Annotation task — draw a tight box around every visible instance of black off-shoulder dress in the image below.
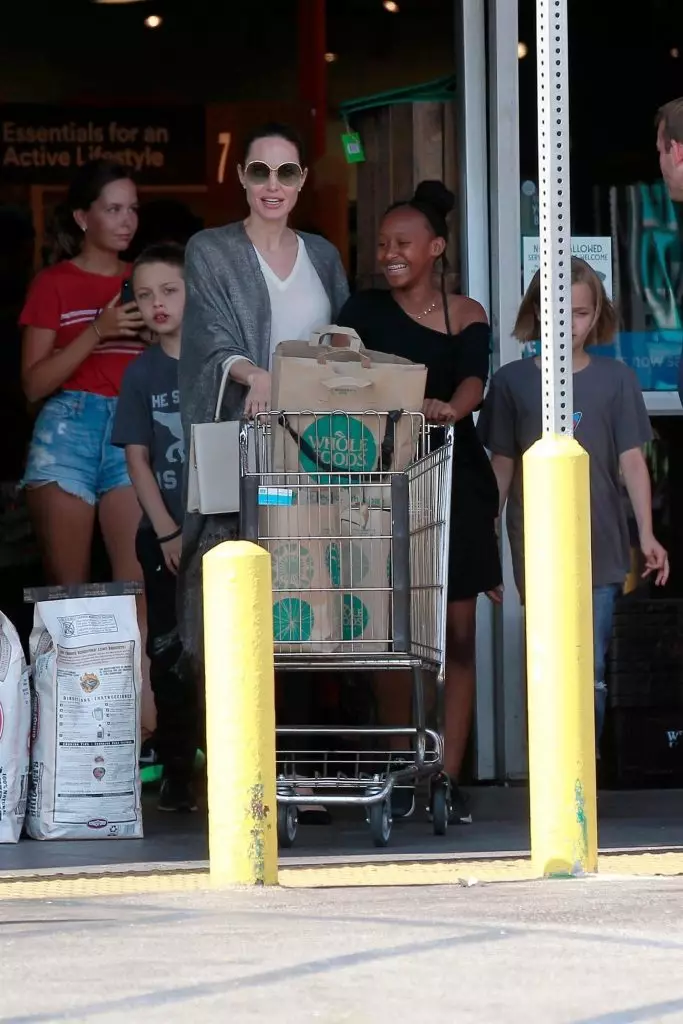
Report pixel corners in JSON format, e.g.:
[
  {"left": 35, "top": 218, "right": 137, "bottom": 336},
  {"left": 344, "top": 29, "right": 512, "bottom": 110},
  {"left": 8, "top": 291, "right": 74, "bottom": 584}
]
[{"left": 337, "top": 289, "right": 502, "bottom": 601}]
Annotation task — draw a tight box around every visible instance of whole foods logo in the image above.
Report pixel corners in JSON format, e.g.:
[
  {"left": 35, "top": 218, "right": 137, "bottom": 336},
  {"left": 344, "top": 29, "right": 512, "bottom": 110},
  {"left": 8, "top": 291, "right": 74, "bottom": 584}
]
[
  {"left": 341, "top": 594, "right": 369, "bottom": 640},
  {"left": 271, "top": 543, "right": 315, "bottom": 591},
  {"left": 300, "top": 415, "right": 377, "bottom": 483}
]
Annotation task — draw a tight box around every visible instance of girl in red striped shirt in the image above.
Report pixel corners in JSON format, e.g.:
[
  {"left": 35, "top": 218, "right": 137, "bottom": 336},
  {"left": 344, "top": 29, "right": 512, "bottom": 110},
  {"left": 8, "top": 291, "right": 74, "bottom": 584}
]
[{"left": 20, "top": 159, "right": 146, "bottom": 585}]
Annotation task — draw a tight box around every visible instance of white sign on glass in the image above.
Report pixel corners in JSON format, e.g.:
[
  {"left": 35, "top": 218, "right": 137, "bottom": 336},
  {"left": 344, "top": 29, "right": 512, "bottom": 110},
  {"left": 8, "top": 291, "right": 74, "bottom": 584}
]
[{"left": 522, "top": 236, "right": 613, "bottom": 298}]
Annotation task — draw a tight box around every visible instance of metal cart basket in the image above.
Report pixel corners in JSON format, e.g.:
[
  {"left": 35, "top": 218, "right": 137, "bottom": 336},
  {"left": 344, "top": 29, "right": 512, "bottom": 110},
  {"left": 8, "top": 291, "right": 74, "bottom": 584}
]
[{"left": 239, "top": 410, "right": 454, "bottom": 846}]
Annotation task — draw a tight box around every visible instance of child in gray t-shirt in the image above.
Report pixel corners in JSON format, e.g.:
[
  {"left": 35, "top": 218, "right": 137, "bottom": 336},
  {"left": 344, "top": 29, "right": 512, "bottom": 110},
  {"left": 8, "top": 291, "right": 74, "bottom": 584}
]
[
  {"left": 112, "top": 242, "right": 199, "bottom": 812},
  {"left": 478, "top": 258, "right": 669, "bottom": 747}
]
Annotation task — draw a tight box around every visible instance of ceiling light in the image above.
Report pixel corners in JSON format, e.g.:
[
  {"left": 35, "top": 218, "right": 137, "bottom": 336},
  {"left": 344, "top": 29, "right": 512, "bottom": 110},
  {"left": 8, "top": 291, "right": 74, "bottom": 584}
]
[
  {"left": 144, "top": 14, "right": 162, "bottom": 27},
  {"left": 383, "top": 1, "right": 400, "bottom": 12},
  {"left": 671, "top": 47, "right": 680, "bottom": 59},
  {"left": 324, "top": 52, "right": 338, "bottom": 63},
  {"left": 518, "top": 41, "right": 528, "bottom": 59}
]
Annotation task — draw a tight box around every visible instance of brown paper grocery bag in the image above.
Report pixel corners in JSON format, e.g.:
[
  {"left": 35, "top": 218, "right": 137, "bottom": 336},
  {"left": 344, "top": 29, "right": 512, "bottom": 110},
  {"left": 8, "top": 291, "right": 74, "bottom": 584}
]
[
  {"left": 259, "top": 493, "right": 341, "bottom": 654},
  {"left": 271, "top": 326, "right": 427, "bottom": 479},
  {"left": 325, "top": 490, "right": 392, "bottom": 654}
]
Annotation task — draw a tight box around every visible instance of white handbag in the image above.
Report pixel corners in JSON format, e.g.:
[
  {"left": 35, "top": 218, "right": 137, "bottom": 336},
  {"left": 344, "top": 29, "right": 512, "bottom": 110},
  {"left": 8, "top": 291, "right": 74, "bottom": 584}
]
[{"left": 186, "top": 363, "right": 241, "bottom": 516}]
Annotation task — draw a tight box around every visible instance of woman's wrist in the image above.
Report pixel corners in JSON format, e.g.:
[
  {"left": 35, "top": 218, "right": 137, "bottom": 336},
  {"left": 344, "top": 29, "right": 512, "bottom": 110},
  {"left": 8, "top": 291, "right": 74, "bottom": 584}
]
[{"left": 157, "top": 525, "right": 182, "bottom": 544}]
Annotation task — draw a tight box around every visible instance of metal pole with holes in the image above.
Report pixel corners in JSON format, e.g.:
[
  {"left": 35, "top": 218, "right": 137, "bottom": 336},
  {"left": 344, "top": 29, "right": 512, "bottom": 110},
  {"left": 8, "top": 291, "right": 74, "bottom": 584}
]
[{"left": 523, "top": 0, "right": 597, "bottom": 877}]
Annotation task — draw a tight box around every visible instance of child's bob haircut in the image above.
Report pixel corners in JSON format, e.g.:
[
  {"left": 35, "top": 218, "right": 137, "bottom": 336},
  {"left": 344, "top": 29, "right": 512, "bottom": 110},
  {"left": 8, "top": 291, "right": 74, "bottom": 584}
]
[{"left": 514, "top": 257, "right": 617, "bottom": 346}]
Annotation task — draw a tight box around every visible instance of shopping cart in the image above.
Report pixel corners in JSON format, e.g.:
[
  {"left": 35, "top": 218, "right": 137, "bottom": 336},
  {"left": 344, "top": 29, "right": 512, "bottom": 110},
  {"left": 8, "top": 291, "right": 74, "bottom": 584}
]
[{"left": 239, "top": 410, "right": 454, "bottom": 847}]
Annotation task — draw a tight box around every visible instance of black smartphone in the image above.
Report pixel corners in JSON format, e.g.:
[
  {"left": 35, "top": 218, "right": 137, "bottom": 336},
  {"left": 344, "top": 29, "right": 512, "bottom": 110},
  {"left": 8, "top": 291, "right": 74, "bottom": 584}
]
[{"left": 120, "top": 278, "right": 135, "bottom": 305}]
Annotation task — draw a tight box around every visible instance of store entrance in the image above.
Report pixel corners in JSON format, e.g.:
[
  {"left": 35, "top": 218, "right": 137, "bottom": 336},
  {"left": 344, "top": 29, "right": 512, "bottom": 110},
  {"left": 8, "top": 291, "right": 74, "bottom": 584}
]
[
  {"left": 515, "top": 0, "right": 683, "bottom": 790},
  {"left": 600, "top": 416, "right": 683, "bottom": 788}
]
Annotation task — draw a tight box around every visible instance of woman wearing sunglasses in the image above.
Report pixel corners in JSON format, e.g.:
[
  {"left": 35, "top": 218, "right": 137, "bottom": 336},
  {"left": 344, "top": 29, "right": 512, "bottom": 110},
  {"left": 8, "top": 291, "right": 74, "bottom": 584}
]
[{"left": 178, "top": 121, "right": 349, "bottom": 681}]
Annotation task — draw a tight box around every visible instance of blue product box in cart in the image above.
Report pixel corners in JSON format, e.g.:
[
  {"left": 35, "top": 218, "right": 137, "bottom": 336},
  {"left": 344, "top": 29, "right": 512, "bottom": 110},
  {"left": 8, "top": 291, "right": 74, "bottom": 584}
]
[{"left": 258, "top": 486, "right": 296, "bottom": 507}]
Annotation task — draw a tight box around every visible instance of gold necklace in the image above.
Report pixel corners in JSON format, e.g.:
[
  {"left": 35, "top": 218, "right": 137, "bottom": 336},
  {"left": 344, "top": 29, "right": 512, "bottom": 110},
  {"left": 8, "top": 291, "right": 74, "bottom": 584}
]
[{"left": 407, "top": 298, "right": 439, "bottom": 320}]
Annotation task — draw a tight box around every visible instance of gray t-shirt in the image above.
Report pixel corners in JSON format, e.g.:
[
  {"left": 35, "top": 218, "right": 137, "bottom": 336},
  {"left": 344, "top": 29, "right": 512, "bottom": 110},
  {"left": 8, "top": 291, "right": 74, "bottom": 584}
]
[
  {"left": 477, "top": 356, "right": 652, "bottom": 595},
  {"left": 112, "top": 344, "right": 185, "bottom": 530}
]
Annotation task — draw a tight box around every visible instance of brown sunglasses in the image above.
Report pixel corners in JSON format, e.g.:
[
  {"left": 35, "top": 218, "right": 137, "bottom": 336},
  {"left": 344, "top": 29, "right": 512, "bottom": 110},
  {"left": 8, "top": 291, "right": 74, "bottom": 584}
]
[{"left": 243, "top": 160, "right": 304, "bottom": 188}]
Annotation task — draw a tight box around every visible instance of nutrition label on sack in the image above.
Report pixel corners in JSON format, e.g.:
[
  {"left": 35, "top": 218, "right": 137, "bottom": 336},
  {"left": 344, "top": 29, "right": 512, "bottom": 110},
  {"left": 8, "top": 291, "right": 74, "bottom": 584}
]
[
  {"left": 56, "top": 614, "right": 119, "bottom": 638},
  {"left": 53, "top": 640, "right": 137, "bottom": 825}
]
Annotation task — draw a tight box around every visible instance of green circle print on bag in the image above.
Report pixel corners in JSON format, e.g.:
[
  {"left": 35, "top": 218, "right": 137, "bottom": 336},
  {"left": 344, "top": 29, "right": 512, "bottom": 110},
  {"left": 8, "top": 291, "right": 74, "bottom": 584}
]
[
  {"left": 325, "top": 540, "right": 371, "bottom": 589},
  {"left": 271, "top": 542, "right": 315, "bottom": 591},
  {"left": 272, "top": 597, "right": 313, "bottom": 643},
  {"left": 299, "top": 414, "right": 377, "bottom": 484}
]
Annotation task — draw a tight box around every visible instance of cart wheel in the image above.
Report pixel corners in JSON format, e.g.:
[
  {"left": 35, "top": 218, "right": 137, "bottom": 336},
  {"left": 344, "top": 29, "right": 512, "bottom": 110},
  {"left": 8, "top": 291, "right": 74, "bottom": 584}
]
[
  {"left": 368, "top": 800, "right": 392, "bottom": 848},
  {"left": 431, "top": 784, "right": 449, "bottom": 837},
  {"left": 277, "top": 804, "right": 298, "bottom": 849}
]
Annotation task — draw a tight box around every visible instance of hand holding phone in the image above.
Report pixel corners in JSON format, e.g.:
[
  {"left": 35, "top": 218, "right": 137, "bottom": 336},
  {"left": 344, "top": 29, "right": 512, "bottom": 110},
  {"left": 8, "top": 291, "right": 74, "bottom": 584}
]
[
  {"left": 94, "top": 293, "right": 145, "bottom": 340},
  {"left": 120, "top": 278, "right": 136, "bottom": 306}
]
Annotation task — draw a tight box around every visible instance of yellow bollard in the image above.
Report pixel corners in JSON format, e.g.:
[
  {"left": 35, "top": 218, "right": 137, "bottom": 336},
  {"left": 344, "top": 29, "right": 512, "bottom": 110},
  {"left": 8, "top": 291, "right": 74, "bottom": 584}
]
[
  {"left": 523, "top": 434, "right": 598, "bottom": 877},
  {"left": 203, "top": 540, "right": 278, "bottom": 886}
]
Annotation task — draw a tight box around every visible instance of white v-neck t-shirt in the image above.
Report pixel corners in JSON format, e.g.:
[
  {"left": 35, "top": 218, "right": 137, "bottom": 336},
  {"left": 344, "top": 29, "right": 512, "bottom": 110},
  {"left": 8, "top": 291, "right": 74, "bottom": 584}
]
[{"left": 254, "top": 238, "right": 331, "bottom": 366}]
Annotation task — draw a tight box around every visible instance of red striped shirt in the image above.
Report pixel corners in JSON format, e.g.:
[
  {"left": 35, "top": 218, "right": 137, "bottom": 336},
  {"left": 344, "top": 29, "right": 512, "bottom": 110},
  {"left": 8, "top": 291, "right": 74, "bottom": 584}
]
[{"left": 20, "top": 261, "right": 145, "bottom": 398}]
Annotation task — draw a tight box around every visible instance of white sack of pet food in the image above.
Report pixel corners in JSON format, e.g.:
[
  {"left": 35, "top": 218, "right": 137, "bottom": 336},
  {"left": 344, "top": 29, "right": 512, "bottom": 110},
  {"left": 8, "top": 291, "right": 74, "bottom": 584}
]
[
  {"left": 0, "top": 612, "right": 30, "bottom": 843},
  {"left": 27, "top": 595, "right": 143, "bottom": 840}
]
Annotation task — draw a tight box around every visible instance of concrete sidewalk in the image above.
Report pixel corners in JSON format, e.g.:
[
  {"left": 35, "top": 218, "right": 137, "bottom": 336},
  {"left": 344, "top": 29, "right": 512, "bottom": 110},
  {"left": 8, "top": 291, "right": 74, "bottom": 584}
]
[
  {"left": 2, "top": 877, "right": 683, "bottom": 1021},
  {"left": 2, "top": 787, "right": 682, "bottom": 878}
]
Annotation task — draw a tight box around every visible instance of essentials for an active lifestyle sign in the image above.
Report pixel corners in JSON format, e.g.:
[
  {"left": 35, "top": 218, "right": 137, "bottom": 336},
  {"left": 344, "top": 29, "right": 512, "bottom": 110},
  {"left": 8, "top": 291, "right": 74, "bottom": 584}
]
[{"left": 0, "top": 105, "right": 205, "bottom": 185}]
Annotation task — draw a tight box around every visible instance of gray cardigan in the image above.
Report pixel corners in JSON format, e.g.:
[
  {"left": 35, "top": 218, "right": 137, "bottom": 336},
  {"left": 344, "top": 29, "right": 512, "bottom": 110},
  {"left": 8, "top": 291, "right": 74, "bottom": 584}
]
[{"left": 178, "top": 221, "right": 350, "bottom": 673}]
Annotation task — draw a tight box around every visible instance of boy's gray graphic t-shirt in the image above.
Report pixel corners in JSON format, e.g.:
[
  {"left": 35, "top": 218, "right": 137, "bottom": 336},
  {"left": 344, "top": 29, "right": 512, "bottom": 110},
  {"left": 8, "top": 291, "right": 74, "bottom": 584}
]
[
  {"left": 477, "top": 356, "right": 652, "bottom": 595},
  {"left": 112, "top": 344, "right": 185, "bottom": 530}
]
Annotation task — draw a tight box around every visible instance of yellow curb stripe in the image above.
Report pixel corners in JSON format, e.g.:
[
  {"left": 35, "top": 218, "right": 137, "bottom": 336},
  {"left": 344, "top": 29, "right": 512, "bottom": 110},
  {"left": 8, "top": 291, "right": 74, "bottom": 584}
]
[
  {"left": 598, "top": 853, "right": 683, "bottom": 876},
  {"left": 2, "top": 852, "right": 683, "bottom": 901},
  {"left": 0, "top": 872, "right": 206, "bottom": 901},
  {"left": 280, "top": 860, "right": 536, "bottom": 888}
]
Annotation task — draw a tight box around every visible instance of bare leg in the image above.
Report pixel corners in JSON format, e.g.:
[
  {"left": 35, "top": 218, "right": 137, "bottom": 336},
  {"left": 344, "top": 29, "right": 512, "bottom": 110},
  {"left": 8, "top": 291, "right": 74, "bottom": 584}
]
[
  {"left": 98, "top": 485, "right": 142, "bottom": 580},
  {"left": 26, "top": 484, "right": 95, "bottom": 584},
  {"left": 375, "top": 602, "right": 477, "bottom": 776},
  {"left": 98, "top": 487, "right": 154, "bottom": 738},
  {"left": 444, "top": 598, "right": 477, "bottom": 778}
]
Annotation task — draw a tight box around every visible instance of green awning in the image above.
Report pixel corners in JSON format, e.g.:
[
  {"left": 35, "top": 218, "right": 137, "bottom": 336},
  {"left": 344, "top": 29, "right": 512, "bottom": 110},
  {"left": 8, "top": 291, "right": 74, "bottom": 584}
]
[{"left": 338, "top": 74, "right": 456, "bottom": 121}]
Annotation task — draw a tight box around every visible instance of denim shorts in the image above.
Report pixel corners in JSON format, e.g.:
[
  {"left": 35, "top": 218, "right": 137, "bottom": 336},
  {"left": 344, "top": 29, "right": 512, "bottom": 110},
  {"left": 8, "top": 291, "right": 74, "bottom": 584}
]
[{"left": 23, "top": 391, "right": 131, "bottom": 506}]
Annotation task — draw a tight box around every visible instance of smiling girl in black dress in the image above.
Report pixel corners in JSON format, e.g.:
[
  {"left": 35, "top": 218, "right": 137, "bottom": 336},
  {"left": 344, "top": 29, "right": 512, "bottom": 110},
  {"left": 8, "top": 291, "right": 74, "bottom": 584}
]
[{"left": 337, "top": 180, "right": 501, "bottom": 824}]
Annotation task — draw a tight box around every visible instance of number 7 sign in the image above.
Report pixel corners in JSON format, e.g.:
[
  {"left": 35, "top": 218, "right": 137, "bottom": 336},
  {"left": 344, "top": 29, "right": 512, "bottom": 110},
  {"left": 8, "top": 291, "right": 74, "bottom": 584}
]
[{"left": 217, "top": 132, "right": 232, "bottom": 184}]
